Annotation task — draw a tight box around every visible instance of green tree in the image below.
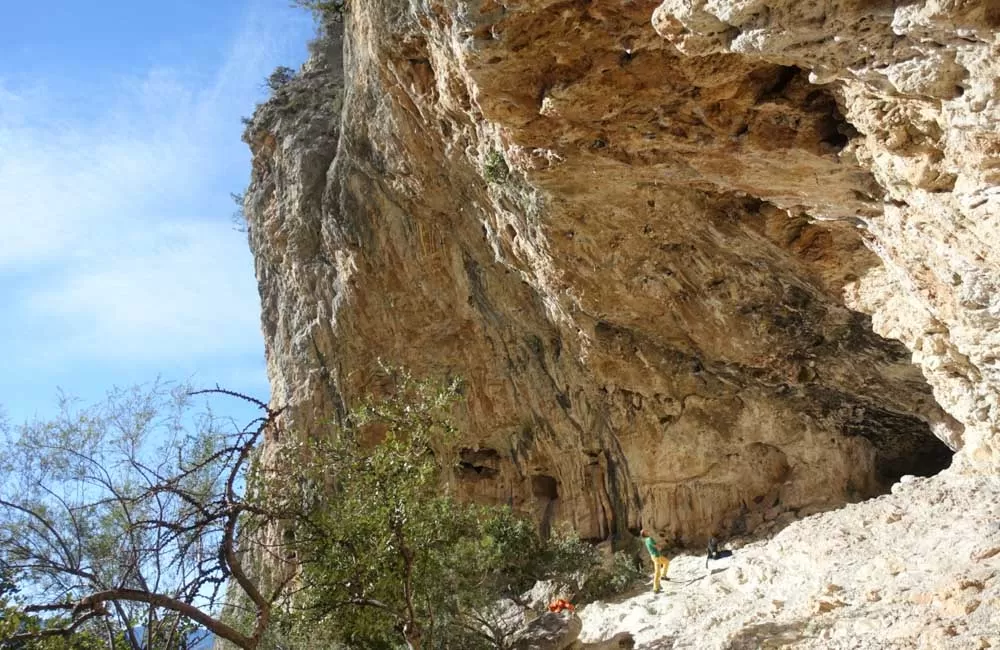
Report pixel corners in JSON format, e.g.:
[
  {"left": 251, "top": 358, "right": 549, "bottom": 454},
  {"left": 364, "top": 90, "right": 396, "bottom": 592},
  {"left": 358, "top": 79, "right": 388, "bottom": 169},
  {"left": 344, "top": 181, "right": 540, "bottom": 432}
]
[
  {"left": 264, "top": 67, "right": 295, "bottom": 93},
  {"left": 267, "top": 369, "right": 607, "bottom": 650},
  {"left": 0, "top": 568, "right": 105, "bottom": 649}
]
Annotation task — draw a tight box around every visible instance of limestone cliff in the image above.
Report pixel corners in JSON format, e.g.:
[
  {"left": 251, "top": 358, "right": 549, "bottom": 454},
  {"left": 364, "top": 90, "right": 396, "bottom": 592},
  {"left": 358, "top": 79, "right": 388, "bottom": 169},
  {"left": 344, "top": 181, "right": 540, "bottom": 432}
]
[{"left": 242, "top": 0, "right": 998, "bottom": 545}]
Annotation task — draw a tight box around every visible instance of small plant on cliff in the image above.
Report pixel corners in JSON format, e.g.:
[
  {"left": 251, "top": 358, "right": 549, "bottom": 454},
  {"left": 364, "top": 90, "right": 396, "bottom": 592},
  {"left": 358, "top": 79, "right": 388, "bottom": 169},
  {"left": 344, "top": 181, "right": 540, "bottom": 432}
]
[
  {"left": 292, "top": 0, "right": 348, "bottom": 22},
  {"left": 265, "top": 66, "right": 296, "bottom": 93},
  {"left": 483, "top": 149, "right": 510, "bottom": 184},
  {"left": 230, "top": 191, "right": 247, "bottom": 233}
]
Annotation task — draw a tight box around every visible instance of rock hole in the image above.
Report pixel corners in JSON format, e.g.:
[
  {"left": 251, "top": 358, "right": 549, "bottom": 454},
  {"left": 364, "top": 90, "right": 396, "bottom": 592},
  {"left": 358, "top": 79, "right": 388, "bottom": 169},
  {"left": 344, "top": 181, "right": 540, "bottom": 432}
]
[
  {"left": 841, "top": 405, "right": 954, "bottom": 485},
  {"left": 759, "top": 65, "right": 800, "bottom": 101},
  {"left": 986, "top": 4, "right": 1000, "bottom": 26},
  {"left": 470, "top": 24, "right": 494, "bottom": 42},
  {"left": 812, "top": 92, "right": 857, "bottom": 151},
  {"left": 532, "top": 474, "right": 559, "bottom": 500},
  {"left": 820, "top": 125, "right": 850, "bottom": 150},
  {"left": 457, "top": 447, "right": 500, "bottom": 480},
  {"left": 532, "top": 474, "right": 559, "bottom": 539}
]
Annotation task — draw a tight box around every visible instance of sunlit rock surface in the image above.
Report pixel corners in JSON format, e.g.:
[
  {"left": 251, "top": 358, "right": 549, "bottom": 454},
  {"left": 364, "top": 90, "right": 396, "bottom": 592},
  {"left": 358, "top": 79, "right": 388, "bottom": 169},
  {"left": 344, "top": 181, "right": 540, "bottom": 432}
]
[
  {"left": 578, "top": 472, "right": 1000, "bottom": 649},
  {"left": 242, "top": 0, "right": 998, "bottom": 548}
]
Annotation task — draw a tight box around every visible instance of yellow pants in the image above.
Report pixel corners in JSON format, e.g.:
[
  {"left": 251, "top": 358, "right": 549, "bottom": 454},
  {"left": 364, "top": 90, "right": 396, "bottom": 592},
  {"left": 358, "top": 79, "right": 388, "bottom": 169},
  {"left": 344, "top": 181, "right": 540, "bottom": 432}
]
[{"left": 652, "top": 555, "right": 670, "bottom": 592}]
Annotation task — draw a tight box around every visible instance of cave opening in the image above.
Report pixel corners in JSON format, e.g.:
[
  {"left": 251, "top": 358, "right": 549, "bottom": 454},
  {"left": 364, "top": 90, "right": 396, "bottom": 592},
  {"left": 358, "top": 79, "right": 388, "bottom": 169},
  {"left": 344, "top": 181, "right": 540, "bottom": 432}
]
[
  {"left": 532, "top": 474, "right": 559, "bottom": 540},
  {"left": 720, "top": 415, "right": 955, "bottom": 547},
  {"left": 842, "top": 405, "right": 955, "bottom": 488}
]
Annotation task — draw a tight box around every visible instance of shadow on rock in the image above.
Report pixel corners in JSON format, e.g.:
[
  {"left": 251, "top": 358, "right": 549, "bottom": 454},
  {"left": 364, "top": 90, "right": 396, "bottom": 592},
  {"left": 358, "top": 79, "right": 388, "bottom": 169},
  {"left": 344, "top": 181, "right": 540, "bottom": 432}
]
[{"left": 725, "top": 619, "right": 828, "bottom": 649}]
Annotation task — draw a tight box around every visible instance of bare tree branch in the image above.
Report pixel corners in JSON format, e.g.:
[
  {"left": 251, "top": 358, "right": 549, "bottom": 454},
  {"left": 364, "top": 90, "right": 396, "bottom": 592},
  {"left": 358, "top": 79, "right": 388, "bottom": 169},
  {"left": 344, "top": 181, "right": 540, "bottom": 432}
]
[
  {"left": 5, "top": 608, "right": 105, "bottom": 644},
  {"left": 75, "top": 589, "right": 254, "bottom": 648},
  {"left": 0, "top": 384, "right": 292, "bottom": 650}
]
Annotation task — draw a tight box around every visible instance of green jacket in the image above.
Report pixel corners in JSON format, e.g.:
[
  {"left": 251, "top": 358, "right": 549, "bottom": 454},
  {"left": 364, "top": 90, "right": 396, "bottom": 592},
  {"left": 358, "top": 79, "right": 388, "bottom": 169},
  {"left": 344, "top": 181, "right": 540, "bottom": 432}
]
[{"left": 644, "top": 535, "right": 662, "bottom": 558}]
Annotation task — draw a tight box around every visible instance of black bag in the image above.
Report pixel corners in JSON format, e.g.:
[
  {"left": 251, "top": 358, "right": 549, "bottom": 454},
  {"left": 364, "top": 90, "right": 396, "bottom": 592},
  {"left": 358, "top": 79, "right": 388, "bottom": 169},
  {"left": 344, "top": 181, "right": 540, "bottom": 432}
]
[{"left": 706, "top": 537, "right": 733, "bottom": 568}]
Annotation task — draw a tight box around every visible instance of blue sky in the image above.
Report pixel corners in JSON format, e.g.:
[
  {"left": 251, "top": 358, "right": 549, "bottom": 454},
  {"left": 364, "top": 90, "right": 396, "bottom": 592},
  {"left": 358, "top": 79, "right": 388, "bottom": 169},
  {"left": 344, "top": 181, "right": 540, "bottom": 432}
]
[{"left": 0, "top": 1, "right": 316, "bottom": 423}]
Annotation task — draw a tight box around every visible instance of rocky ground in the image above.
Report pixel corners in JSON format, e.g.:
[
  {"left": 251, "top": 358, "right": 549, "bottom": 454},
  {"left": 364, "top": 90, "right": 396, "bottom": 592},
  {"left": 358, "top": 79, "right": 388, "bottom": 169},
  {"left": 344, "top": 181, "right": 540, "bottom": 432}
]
[{"left": 569, "top": 469, "right": 1000, "bottom": 649}]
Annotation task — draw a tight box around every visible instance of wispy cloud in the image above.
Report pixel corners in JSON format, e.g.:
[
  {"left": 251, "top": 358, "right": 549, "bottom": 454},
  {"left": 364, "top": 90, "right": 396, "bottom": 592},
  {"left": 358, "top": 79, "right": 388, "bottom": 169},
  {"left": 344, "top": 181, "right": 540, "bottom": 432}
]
[
  {"left": 0, "top": 1, "right": 314, "bottom": 414},
  {"left": 22, "top": 220, "right": 261, "bottom": 364},
  {"left": 0, "top": 84, "right": 198, "bottom": 268}
]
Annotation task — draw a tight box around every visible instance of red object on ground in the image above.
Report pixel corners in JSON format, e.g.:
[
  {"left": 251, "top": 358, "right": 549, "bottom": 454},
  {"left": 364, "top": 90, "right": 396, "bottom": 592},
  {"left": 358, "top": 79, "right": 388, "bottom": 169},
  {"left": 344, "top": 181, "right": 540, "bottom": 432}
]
[{"left": 548, "top": 598, "right": 575, "bottom": 613}]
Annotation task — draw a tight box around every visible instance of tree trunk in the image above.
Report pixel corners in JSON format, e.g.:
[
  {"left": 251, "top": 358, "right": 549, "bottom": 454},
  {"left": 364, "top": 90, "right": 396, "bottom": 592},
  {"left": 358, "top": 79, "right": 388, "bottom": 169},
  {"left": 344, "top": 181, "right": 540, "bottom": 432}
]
[{"left": 403, "top": 621, "right": 422, "bottom": 650}]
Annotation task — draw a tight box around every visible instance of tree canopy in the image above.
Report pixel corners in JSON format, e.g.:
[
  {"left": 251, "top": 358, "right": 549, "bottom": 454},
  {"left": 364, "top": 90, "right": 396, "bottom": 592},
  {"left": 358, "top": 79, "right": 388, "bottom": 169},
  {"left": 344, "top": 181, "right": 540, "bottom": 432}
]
[{"left": 1, "top": 372, "right": 638, "bottom": 650}]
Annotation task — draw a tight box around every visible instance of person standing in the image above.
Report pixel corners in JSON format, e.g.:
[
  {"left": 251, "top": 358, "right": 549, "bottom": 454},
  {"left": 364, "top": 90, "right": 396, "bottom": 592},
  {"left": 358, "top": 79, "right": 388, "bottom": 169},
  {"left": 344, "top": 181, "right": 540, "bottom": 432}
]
[{"left": 641, "top": 529, "right": 670, "bottom": 593}]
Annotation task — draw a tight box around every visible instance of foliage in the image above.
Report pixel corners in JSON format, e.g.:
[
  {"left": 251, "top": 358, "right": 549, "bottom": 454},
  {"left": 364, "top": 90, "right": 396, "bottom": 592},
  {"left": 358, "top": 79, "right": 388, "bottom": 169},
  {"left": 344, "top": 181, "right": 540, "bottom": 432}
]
[
  {"left": 0, "top": 570, "right": 105, "bottom": 649},
  {"left": 291, "top": 0, "right": 348, "bottom": 23},
  {"left": 577, "top": 550, "right": 645, "bottom": 602},
  {"left": 1, "top": 371, "right": 640, "bottom": 650},
  {"left": 483, "top": 150, "right": 509, "bottom": 184},
  {"left": 230, "top": 191, "right": 247, "bottom": 234},
  {"left": 271, "top": 370, "right": 474, "bottom": 649},
  {"left": 263, "top": 368, "right": 613, "bottom": 649},
  {"left": 264, "top": 67, "right": 296, "bottom": 94},
  {"left": 0, "top": 383, "right": 295, "bottom": 649}
]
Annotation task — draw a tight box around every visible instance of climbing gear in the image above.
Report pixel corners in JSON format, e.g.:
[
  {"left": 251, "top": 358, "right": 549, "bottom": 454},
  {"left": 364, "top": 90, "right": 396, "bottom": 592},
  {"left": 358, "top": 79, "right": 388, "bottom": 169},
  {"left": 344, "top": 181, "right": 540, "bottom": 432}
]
[
  {"left": 706, "top": 536, "right": 733, "bottom": 568},
  {"left": 548, "top": 598, "right": 575, "bottom": 613}
]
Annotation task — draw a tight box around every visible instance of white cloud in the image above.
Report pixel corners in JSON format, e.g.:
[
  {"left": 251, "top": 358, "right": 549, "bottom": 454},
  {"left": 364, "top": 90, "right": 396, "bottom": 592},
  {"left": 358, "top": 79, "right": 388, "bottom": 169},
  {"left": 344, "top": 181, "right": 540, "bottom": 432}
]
[
  {"left": 23, "top": 219, "right": 261, "bottom": 364},
  {"left": 0, "top": 1, "right": 314, "bottom": 376},
  {"left": 0, "top": 68, "right": 205, "bottom": 269},
  {"left": 0, "top": 126, "right": 193, "bottom": 268}
]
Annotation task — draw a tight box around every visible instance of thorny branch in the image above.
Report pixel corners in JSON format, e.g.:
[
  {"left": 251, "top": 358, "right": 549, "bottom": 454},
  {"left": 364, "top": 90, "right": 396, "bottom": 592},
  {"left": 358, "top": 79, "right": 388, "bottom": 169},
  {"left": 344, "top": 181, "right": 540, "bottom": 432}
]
[{"left": 0, "top": 386, "right": 295, "bottom": 650}]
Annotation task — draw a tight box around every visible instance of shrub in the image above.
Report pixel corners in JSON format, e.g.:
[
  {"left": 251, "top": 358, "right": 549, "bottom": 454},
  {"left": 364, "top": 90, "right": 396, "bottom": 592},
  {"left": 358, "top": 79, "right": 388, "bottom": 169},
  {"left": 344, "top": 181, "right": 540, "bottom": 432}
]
[
  {"left": 292, "top": 0, "right": 348, "bottom": 22},
  {"left": 577, "top": 550, "right": 645, "bottom": 602},
  {"left": 483, "top": 149, "right": 510, "bottom": 184},
  {"left": 266, "top": 66, "right": 296, "bottom": 93}
]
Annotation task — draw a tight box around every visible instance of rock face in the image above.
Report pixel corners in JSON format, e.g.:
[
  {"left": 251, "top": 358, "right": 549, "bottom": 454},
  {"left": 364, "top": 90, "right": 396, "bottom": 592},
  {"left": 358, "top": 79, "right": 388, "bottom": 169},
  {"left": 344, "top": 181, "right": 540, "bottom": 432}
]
[
  {"left": 511, "top": 611, "right": 581, "bottom": 650},
  {"left": 242, "top": 1, "right": 998, "bottom": 544}
]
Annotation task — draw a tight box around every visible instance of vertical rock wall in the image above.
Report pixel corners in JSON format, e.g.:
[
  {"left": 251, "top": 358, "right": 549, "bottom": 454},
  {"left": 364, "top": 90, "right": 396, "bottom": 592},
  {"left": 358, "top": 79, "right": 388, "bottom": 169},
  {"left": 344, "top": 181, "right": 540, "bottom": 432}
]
[{"left": 242, "top": 0, "right": 995, "bottom": 545}]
